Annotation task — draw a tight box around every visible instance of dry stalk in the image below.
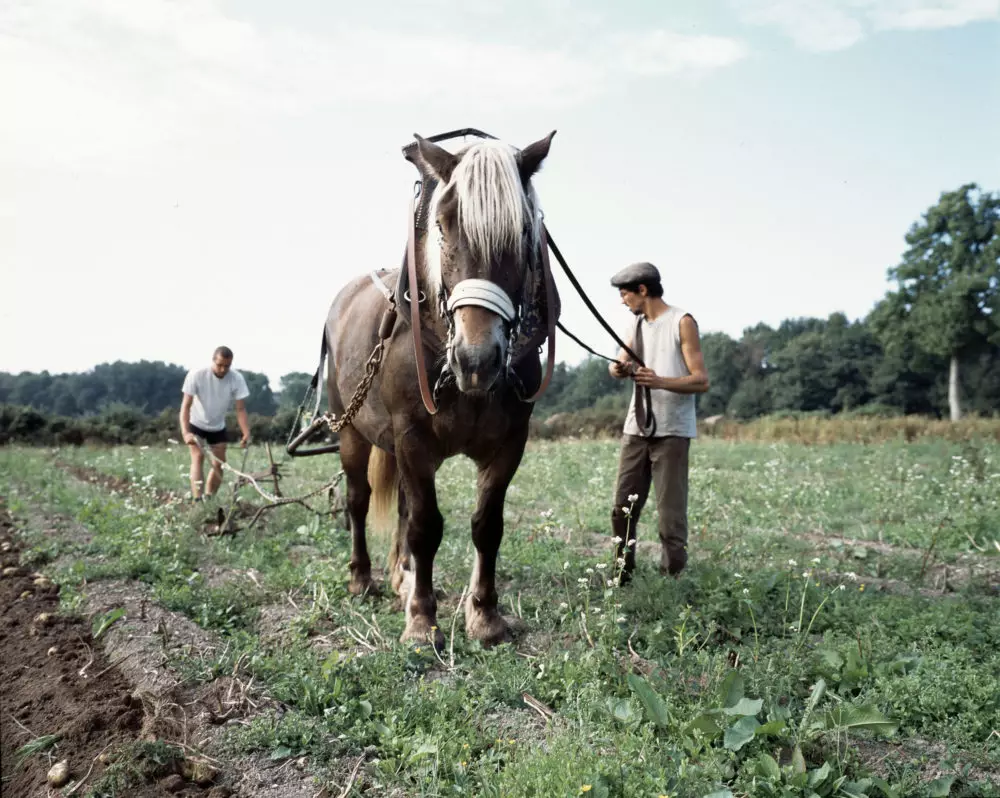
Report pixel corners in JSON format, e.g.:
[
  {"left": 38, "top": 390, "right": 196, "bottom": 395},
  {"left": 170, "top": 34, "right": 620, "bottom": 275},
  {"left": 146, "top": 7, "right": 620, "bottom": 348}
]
[
  {"left": 65, "top": 743, "right": 114, "bottom": 796},
  {"left": 336, "top": 754, "right": 366, "bottom": 798}
]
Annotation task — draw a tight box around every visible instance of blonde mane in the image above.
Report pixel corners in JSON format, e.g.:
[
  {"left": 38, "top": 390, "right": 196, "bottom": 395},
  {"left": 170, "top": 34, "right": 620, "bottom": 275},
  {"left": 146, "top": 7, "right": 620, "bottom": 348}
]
[{"left": 423, "top": 140, "right": 541, "bottom": 303}]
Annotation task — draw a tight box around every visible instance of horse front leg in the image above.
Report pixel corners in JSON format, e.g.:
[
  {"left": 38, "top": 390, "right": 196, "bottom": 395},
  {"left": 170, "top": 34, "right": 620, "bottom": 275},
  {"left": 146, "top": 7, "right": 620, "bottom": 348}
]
[
  {"left": 397, "top": 447, "right": 444, "bottom": 648},
  {"left": 466, "top": 428, "right": 528, "bottom": 646}
]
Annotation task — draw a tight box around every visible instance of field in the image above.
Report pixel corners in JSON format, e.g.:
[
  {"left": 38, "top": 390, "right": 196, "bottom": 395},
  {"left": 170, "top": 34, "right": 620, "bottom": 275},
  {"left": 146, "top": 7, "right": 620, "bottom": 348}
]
[{"left": 1, "top": 435, "right": 998, "bottom": 797}]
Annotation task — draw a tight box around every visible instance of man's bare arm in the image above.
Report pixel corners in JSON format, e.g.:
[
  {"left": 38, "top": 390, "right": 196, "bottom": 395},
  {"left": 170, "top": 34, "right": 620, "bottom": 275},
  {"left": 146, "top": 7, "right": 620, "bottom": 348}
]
[
  {"left": 632, "top": 315, "right": 710, "bottom": 394},
  {"left": 179, "top": 394, "right": 197, "bottom": 445},
  {"left": 235, "top": 399, "right": 251, "bottom": 447}
]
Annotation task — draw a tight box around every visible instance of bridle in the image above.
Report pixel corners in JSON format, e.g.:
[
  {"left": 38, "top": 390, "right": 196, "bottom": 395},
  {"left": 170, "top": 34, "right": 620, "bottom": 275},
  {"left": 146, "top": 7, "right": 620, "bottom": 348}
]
[{"left": 404, "top": 182, "right": 557, "bottom": 416}]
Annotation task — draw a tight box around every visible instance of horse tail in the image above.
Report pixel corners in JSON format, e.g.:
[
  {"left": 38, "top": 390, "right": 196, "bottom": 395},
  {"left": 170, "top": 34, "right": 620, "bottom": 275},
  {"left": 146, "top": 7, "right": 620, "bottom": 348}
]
[{"left": 367, "top": 446, "right": 398, "bottom": 541}]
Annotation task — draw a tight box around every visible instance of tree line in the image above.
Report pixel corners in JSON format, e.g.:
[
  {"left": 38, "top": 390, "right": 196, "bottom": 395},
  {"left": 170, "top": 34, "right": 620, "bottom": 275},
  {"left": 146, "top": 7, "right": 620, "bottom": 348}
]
[{"left": 2, "top": 183, "right": 997, "bottom": 432}]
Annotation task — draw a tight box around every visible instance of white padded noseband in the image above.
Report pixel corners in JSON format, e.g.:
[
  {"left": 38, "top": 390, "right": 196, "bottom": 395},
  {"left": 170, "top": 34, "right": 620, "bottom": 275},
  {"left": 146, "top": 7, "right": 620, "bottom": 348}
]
[{"left": 446, "top": 279, "right": 516, "bottom": 323}]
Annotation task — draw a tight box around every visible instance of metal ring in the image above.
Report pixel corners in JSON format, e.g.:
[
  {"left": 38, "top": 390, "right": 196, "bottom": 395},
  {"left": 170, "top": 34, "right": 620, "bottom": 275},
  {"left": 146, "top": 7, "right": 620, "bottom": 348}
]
[{"left": 404, "top": 289, "right": 426, "bottom": 304}]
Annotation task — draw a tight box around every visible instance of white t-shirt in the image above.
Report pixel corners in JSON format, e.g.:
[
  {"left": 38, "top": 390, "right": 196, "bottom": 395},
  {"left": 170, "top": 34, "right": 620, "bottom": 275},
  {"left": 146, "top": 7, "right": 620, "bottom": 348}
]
[
  {"left": 622, "top": 305, "right": 698, "bottom": 439},
  {"left": 182, "top": 367, "right": 250, "bottom": 432}
]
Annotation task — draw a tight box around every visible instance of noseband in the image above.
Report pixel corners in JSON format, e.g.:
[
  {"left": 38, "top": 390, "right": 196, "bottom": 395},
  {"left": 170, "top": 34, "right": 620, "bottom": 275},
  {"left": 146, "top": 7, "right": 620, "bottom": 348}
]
[
  {"left": 446, "top": 278, "right": 516, "bottom": 322},
  {"left": 404, "top": 185, "right": 557, "bottom": 415}
]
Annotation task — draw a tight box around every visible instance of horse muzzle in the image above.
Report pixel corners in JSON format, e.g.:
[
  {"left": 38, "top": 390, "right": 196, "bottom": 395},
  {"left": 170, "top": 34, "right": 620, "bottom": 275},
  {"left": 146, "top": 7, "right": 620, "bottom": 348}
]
[{"left": 446, "top": 279, "right": 515, "bottom": 396}]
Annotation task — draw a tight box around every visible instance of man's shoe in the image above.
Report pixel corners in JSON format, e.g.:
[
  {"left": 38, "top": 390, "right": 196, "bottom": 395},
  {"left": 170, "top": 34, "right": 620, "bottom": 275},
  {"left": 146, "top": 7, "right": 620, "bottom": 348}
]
[{"left": 659, "top": 548, "right": 687, "bottom": 577}]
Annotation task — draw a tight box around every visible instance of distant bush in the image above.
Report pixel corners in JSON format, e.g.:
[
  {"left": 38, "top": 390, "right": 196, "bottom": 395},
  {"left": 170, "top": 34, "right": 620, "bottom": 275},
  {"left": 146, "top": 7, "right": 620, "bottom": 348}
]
[{"left": 0, "top": 404, "right": 299, "bottom": 447}]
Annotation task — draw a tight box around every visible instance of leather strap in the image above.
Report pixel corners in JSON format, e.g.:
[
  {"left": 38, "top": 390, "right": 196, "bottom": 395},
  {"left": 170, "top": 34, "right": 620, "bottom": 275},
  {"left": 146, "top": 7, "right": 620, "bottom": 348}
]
[
  {"left": 407, "top": 192, "right": 440, "bottom": 416},
  {"left": 521, "top": 223, "right": 557, "bottom": 403},
  {"left": 632, "top": 316, "right": 656, "bottom": 437}
]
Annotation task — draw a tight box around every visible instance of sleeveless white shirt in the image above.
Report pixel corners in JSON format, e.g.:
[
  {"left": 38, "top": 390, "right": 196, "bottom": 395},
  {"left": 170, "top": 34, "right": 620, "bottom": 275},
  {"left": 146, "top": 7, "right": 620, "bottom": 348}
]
[{"left": 623, "top": 305, "right": 698, "bottom": 438}]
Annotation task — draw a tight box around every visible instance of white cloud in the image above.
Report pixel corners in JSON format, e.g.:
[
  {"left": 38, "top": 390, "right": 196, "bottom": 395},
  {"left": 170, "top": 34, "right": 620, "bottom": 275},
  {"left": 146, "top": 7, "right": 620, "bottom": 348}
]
[
  {"left": 734, "top": 0, "right": 999, "bottom": 51},
  {"left": 867, "top": 0, "right": 1000, "bottom": 30},
  {"left": 613, "top": 30, "right": 750, "bottom": 75},
  {"left": 736, "top": 0, "right": 865, "bottom": 51},
  {"left": 0, "top": 0, "right": 746, "bottom": 170}
]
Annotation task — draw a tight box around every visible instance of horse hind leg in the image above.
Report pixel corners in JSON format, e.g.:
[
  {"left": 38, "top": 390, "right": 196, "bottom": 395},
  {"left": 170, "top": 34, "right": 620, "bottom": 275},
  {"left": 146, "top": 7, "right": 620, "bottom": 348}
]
[
  {"left": 339, "top": 426, "right": 378, "bottom": 596},
  {"left": 389, "top": 486, "right": 410, "bottom": 598}
]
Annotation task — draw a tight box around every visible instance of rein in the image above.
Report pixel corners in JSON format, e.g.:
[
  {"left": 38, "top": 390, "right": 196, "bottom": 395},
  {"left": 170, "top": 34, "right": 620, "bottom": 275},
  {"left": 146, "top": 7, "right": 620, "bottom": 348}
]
[{"left": 406, "top": 189, "right": 440, "bottom": 415}]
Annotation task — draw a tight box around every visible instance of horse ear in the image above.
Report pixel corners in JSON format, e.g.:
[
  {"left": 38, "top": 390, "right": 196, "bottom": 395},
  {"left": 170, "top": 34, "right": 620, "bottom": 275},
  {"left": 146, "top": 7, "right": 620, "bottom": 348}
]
[
  {"left": 405, "top": 134, "right": 459, "bottom": 184},
  {"left": 518, "top": 130, "right": 556, "bottom": 181}
]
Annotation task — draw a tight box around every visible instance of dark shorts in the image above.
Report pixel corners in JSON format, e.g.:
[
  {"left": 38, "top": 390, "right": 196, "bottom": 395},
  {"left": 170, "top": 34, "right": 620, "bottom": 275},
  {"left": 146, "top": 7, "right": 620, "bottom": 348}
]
[{"left": 190, "top": 424, "right": 229, "bottom": 446}]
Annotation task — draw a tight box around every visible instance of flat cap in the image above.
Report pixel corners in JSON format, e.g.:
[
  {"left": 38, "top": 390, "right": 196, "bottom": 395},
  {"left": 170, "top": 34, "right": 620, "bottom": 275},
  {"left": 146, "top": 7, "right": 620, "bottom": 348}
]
[{"left": 610, "top": 261, "right": 660, "bottom": 288}]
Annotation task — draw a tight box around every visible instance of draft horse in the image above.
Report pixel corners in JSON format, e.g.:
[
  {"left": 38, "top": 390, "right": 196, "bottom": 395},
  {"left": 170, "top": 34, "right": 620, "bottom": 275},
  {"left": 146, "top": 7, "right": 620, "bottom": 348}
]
[{"left": 323, "top": 131, "right": 558, "bottom": 648}]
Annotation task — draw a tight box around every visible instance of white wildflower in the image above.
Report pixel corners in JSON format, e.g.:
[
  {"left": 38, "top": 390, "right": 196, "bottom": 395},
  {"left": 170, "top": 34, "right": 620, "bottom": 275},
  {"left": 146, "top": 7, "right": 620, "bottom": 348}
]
[
  {"left": 595, "top": 563, "right": 606, "bottom": 570},
  {"left": 628, "top": 493, "right": 639, "bottom": 502},
  {"left": 788, "top": 559, "right": 797, "bottom": 567}
]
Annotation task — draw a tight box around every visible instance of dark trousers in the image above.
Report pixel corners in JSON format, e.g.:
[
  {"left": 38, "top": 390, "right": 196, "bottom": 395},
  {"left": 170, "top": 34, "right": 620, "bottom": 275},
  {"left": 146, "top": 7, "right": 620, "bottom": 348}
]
[{"left": 611, "top": 434, "right": 690, "bottom": 577}]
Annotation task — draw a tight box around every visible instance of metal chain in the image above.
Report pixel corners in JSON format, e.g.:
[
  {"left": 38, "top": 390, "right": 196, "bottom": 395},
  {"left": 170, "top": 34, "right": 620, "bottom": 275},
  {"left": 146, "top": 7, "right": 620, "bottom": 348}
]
[{"left": 319, "top": 336, "right": 387, "bottom": 436}]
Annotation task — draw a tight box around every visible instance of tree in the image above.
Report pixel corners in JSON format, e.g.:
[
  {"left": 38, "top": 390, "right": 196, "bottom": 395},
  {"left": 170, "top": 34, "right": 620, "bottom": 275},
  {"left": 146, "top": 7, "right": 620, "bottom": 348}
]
[
  {"left": 240, "top": 371, "right": 277, "bottom": 416},
  {"left": 871, "top": 184, "right": 1000, "bottom": 420},
  {"left": 698, "top": 332, "right": 742, "bottom": 416},
  {"left": 278, "top": 372, "right": 316, "bottom": 411}
]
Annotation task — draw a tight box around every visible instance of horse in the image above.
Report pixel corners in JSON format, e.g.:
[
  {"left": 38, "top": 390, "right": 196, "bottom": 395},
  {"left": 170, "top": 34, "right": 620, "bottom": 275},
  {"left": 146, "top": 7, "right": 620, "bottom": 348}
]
[{"left": 322, "top": 131, "right": 559, "bottom": 648}]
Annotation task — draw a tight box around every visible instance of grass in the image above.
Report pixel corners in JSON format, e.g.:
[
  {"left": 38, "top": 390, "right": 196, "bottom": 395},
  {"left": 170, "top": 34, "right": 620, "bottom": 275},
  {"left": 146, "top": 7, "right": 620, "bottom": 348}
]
[{"left": 1, "top": 436, "right": 998, "bottom": 797}]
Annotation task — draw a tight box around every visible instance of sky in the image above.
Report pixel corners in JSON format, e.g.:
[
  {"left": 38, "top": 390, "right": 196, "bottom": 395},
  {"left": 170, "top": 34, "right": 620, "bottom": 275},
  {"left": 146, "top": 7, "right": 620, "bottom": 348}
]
[{"left": 2, "top": 0, "right": 999, "bottom": 389}]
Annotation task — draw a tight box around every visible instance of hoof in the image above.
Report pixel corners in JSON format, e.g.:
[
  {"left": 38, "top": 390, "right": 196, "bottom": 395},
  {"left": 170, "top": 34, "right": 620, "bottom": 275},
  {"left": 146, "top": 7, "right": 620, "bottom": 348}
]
[
  {"left": 465, "top": 598, "right": 512, "bottom": 647},
  {"left": 348, "top": 576, "right": 380, "bottom": 597},
  {"left": 400, "top": 618, "right": 444, "bottom": 650}
]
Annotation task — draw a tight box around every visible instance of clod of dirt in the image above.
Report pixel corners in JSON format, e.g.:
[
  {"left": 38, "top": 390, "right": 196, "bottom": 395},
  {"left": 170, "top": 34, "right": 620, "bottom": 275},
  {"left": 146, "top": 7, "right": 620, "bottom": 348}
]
[
  {"left": 208, "top": 788, "right": 233, "bottom": 798},
  {"left": 34, "top": 611, "right": 53, "bottom": 626},
  {"left": 34, "top": 575, "right": 55, "bottom": 589},
  {"left": 162, "top": 773, "right": 187, "bottom": 792},
  {"left": 2, "top": 566, "right": 20, "bottom": 577},
  {"left": 182, "top": 758, "right": 220, "bottom": 786},
  {"left": 47, "top": 645, "right": 59, "bottom": 656},
  {"left": 47, "top": 760, "right": 70, "bottom": 787}
]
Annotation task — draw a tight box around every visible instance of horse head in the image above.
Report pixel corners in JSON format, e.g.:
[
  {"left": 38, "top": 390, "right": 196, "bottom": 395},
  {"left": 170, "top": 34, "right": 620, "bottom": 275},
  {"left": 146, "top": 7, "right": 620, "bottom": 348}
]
[{"left": 405, "top": 132, "right": 555, "bottom": 395}]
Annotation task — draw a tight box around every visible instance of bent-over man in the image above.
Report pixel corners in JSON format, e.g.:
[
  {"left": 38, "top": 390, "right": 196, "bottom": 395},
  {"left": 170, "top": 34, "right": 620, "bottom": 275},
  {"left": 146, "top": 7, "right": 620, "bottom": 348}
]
[{"left": 179, "top": 346, "right": 251, "bottom": 501}]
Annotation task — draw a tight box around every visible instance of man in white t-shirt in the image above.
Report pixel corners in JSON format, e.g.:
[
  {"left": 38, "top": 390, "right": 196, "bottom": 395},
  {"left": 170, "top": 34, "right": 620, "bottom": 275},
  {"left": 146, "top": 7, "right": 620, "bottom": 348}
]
[
  {"left": 607, "top": 262, "right": 710, "bottom": 582},
  {"left": 179, "top": 346, "right": 251, "bottom": 501}
]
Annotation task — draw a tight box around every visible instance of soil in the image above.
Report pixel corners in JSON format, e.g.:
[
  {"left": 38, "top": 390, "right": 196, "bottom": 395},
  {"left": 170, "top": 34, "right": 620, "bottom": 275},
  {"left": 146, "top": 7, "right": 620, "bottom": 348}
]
[
  {"left": 61, "top": 462, "right": 180, "bottom": 507},
  {"left": 2, "top": 492, "right": 333, "bottom": 798},
  {"left": 0, "top": 505, "right": 212, "bottom": 797}
]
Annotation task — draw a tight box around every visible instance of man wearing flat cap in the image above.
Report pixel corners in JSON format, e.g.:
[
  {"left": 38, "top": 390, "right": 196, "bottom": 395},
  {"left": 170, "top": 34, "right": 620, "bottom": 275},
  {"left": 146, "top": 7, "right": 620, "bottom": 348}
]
[{"left": 607, "top": 262, "right": 709, "bottom": 582}]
